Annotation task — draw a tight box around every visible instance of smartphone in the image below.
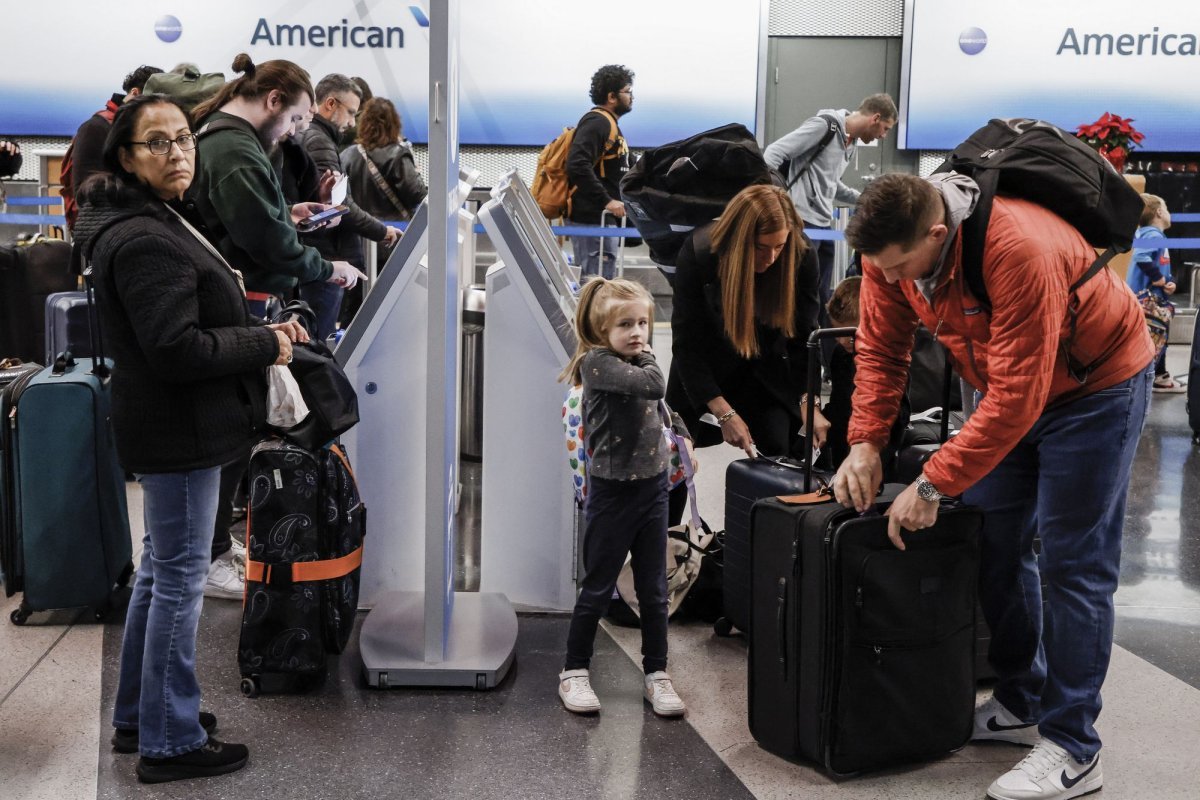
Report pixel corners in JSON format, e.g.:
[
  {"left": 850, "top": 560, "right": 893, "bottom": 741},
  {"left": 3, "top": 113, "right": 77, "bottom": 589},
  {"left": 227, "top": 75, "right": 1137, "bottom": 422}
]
[{"left": 296, "top": 204, "right": 348, "bottom": 232}]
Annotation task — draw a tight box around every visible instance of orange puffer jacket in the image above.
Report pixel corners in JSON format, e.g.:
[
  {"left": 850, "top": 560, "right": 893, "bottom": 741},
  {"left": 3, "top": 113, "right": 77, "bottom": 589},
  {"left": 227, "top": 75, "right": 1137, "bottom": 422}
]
[{"left": 849, "top": 196, "right": 1155, "bottom": 496}]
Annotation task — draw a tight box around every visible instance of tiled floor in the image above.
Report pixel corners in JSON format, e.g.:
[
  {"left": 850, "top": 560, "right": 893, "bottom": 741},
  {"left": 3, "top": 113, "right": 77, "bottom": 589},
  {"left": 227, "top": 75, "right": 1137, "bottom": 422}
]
[{"left": 3, "top": 338, "right": 1200, "bottom": 799}]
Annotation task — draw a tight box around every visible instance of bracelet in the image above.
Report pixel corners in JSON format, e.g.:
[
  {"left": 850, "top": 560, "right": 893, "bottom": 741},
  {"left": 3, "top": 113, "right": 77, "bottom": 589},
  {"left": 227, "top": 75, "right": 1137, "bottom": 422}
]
[{"left": 717, "top": 409, "right": 738, "bottom": 426}]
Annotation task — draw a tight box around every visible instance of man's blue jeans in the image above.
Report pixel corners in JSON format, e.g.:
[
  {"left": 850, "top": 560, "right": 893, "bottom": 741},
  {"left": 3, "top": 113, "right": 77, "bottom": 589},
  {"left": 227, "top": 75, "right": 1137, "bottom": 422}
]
[
  {"left": 963, "top": 365, "right": 1152, "bottom": 762},
  {"left": 298, "top": 279, "right": 344, "bottom": 342},
  {"left": 568, "top": 221, "right": 619, "bottom": 281},
  {"left": 113, "top": 467, "right": 221, "bottom": 757}
]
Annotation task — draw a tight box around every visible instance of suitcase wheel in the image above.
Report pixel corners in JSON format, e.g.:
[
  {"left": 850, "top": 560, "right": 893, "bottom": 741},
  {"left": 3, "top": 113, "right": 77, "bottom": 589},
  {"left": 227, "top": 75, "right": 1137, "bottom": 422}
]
[
  {"left": 240, "top": 677, "right": 260, "bottom": 698},
  {"left": 713, "top": 617, "right": 734, "bottom": 638},
  {"left": 10, "top": 605, "right": 31, "bottom": 626}
]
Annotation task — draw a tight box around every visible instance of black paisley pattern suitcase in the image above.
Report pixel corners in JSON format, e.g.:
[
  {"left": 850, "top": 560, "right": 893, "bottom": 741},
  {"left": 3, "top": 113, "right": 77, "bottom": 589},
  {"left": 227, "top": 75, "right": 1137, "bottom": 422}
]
[{"left": 237, "top": 438, "right": 365, "bottom": 697}]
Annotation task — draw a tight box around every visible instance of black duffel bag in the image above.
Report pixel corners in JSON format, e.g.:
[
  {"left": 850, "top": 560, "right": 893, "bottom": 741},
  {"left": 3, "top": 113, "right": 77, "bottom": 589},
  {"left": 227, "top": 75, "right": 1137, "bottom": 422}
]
[
  {"left": 619, "top": 123, "right": 781, "bottom": 275},
  {"left": 269, "top": 301, "right": 359, "bottom": 449}
]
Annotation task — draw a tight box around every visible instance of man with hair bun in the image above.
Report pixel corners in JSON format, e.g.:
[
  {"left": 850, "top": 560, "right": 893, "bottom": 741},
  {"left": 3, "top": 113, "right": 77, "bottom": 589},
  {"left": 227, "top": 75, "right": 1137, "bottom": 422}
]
[
  {"left": 190, "top": 53, "right": 366, "bottom": 314},
  {"left": 189, "top": 54, "right": 366, "bottom": 601}
]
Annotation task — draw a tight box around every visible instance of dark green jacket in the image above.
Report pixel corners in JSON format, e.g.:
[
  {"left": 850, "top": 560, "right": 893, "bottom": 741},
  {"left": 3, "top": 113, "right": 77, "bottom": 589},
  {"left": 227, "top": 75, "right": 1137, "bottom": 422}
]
[{"left": 192, "top": 112, "right": 333, "bottom": 294}]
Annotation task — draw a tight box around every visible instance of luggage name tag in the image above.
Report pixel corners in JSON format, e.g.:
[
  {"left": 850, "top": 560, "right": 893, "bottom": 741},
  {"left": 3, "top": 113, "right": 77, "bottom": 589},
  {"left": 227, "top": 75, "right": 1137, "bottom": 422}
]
[{"left": 777, "top": 485, "right": 835, "bottom": 505}]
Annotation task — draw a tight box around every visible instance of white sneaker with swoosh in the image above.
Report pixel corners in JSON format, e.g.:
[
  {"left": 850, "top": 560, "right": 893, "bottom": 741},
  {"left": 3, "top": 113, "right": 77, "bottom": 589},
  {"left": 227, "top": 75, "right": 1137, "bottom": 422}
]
[
  {"left": 987, "top": 740, "right": 1102, "bottom": 800},
  {"left": 973, "top": 695, "right": 1040, "bottom": 746}
]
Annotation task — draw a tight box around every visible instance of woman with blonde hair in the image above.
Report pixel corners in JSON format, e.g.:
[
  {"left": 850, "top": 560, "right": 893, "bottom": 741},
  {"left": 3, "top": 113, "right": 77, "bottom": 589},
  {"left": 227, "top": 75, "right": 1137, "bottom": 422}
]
[{"left": 667, "top": 183, "right": 825, "bottom": 466}]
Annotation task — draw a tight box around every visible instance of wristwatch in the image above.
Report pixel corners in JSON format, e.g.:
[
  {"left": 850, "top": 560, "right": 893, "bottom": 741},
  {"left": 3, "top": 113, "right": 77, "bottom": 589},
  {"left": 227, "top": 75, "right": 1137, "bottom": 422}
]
[{"left": 915, "top": 474, "right": 942, "bottom": 503}]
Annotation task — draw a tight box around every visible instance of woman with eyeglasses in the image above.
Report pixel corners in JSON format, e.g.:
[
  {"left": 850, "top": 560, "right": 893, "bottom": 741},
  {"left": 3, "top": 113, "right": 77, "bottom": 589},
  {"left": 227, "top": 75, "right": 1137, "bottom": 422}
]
[{"left": 73, "top": 93, "right": 307, "bottom": 784}]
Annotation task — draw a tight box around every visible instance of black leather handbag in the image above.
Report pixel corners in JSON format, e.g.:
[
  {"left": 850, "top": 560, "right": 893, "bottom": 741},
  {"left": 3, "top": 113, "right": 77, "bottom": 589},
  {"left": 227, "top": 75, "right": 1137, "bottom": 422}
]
[{"left": 269, "top": 301, "right": 359, "bottom": 449}]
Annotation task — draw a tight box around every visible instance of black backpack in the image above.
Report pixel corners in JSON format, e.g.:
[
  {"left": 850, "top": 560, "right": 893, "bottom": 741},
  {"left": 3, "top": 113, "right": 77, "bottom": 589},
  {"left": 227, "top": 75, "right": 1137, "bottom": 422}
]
[
  {"left": 934, "top": 118, "right": 1143, "bottom": 381},
  {"left": 934, "top": 118, "right": 1143, "bottom": 309},
  {"left": 619, "top": 123, "right": 781, "bottom": 271}
]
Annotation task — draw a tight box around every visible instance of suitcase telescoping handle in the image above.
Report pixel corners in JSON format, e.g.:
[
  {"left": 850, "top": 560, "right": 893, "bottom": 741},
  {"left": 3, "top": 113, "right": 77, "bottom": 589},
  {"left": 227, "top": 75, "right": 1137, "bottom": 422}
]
[
  {"left": 804, "top": 327, "right": 856, "bottom": 493},
  {"left": 940, "top": 351, "right": 954, "bottom": 443},
  {"left": 81, "top": 266, "right": 110, "bottom": 380}
]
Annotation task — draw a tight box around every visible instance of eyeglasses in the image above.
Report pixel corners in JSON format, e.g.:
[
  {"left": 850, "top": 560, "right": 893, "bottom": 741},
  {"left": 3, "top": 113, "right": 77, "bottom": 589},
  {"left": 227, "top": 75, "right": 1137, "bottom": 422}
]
[
  {"left": 618, "top": 89, "right": 634, "bottom": 98},
  {"left": 332, "top": 96, "right": 361, "bottom": 117},
  {"left": 128, "top": 134, "right": 197, "bottom": 156}
]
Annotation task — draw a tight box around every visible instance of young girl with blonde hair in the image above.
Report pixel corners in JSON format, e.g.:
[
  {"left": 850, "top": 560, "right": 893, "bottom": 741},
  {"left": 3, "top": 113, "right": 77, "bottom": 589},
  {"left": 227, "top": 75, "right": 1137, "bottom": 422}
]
[{"left": 557, "top": 278, "right": 693, "bottom": 717}]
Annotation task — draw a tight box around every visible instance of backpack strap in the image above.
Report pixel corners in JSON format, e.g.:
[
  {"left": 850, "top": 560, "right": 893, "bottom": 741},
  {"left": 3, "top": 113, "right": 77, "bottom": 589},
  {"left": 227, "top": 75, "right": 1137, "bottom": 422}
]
[
  {"left": 590, "top": 107, "right": 623, "bottom": 179},
  {"left": 958, "top": 176, "right": 1117, "bottom": 383},
  {"left": 196, "top": 116, "right": 258, "bottom": 140},
  {"left": 786, "top": 113, "right": 841, "bottom": 190}
]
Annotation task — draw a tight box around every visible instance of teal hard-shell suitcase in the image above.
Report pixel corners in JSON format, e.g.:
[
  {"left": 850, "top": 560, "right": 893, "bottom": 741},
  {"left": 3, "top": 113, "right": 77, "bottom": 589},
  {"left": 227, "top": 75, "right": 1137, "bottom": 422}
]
[
  {"left": 1, "top": 272, "right": 132, "bottom": 624},
  {"left": 3, "top": 352, "right": 133, "bottom": 623}
]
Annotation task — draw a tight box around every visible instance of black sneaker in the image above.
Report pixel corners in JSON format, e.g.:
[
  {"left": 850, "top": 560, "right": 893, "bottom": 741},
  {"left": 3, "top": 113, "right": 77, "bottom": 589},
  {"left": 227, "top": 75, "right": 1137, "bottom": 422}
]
[
  {"left": 112, "top": 712, "right": 217, "bottom": 754},
  {"left": 136, "top": 737, "right": 248, "bottom": 784}
]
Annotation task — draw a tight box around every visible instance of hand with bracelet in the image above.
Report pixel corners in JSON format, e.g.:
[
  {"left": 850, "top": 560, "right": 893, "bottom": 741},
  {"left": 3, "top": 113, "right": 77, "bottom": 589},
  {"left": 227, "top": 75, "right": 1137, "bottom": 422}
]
[
  {"left": 709, "top": 398, "right": 756, "bottom": 459},
  {"left": 799, "top": 393, "right": 832, "bottom": 449}
]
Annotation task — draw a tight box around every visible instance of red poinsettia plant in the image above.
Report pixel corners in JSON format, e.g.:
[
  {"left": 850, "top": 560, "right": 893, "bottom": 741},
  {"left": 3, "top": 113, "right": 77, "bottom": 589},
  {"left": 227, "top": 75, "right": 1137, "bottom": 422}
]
[{"left": 1075, "top": 112, "right": 1145, "bottom": 171}]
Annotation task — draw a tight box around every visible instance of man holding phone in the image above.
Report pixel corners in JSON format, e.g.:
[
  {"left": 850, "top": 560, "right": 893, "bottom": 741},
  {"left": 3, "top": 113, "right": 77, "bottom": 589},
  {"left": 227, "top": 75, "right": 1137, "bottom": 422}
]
[
  {"left": 297, "top": 73, "right": 403, "bottom": 339},
  {"left": 190, "top": 55, "right": 367, "bottom": 321}
]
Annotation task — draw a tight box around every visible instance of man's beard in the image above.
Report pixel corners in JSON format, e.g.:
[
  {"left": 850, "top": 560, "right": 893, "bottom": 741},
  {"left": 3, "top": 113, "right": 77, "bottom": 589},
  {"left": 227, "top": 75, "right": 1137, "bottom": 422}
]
[{"left": 255, "top": 109, "right": 288, "bottom": 151}]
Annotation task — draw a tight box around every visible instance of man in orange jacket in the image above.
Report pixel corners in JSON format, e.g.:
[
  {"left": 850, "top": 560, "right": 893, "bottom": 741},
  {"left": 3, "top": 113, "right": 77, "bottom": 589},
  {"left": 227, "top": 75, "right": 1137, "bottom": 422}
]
[{"left": 835, "top": 173, "right": 1154, "bottom": 800}]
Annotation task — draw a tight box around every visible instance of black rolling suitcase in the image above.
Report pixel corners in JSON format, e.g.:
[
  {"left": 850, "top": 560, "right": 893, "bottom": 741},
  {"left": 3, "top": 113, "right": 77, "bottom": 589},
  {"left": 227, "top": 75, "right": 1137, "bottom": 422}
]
[
  {"left": 716, "top": 328, "right": 850, "bottom": 637},
  {"left": 719, "top": 457, "right": 811, "bottom": 636},
  {"left": 748, "top": 491, "right": 983, "bottom": 773},
  {"left": 746, "top": 327, "right": 985, "bottom": 773},
  {"left": 237, "top": 438, "right": 365, "bottom": 696},
  {"left": 0, "top": 236, "right": 77, "bottom": 363}
]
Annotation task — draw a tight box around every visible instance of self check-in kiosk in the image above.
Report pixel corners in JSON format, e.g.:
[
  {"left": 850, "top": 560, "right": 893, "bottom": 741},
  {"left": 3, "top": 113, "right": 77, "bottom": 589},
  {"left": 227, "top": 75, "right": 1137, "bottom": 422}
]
[
  {"left": 477, "top": 170, "right": 581, "bottom": 612},
  {"left": 336, "top": 168, "right": 516, "bottom": 688}
]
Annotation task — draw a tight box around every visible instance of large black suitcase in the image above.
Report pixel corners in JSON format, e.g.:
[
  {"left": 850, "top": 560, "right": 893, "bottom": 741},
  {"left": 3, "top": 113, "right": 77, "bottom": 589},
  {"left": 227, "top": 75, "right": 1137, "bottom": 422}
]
[
  {"left": 748, "top": 491, "right": 983, "bottom": 774},
  {"left": 238, "top": 438, "right": 366, "bottom": 696},
  {"left": 0, "top": 237, "right": 77, "bottom": 364}
]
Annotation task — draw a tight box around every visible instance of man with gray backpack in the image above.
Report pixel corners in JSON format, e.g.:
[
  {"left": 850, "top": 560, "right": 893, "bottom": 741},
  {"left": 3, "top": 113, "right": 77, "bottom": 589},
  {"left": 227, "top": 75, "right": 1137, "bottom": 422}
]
[{"left": 764, "top": 94, "right": 896, "bottom": 312}]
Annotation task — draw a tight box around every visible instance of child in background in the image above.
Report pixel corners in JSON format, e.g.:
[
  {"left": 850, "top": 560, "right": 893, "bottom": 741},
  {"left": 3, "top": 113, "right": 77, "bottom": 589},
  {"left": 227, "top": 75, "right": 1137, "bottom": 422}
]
[
  {"left": 557, "top": 278, "right": 693, "bottom": 717},
  {"left": 821, "top": 276, "right": 910, "bottom": 470},
  {"left": 822, "top": 277, "right": 863, "bottom": 468},
  {"left": 1128, "top": 193, "right": 1183, "bottom": 392}
]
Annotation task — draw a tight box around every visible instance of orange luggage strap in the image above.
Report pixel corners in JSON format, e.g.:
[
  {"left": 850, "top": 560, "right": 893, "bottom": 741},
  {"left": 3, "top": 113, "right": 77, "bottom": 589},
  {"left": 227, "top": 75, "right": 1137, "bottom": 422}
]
[{"left": 246, "top": 545, "right": 364, "bottom": 587}]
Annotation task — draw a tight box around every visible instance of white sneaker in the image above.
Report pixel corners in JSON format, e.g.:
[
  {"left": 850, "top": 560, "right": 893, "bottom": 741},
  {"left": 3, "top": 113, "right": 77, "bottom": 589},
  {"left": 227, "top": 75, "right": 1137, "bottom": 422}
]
[
  {"left": 558, "top": 669, "right": 600, "bottom": 713},
  {"left": 203, "top": 552, "right": 245, "bottom": 600},
  {"left": 987, "top": 740, "right": 1102, "bottom": 800},
  {"left": 974, "top": 695, "right": 1041, "bottom": 746},
  {"left": 643, "top": 671, "right": 686, "bottom": 717}
]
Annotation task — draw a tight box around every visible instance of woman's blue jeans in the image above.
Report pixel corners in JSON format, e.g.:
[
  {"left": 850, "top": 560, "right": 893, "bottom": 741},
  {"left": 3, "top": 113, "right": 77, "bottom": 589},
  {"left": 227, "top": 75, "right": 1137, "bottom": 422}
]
[
  {"left": 112, "top": 467, "right": 221, "bottom": 757},
  {"left": 963, "top": 365, "right": 1152, "bottom": 762}
]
